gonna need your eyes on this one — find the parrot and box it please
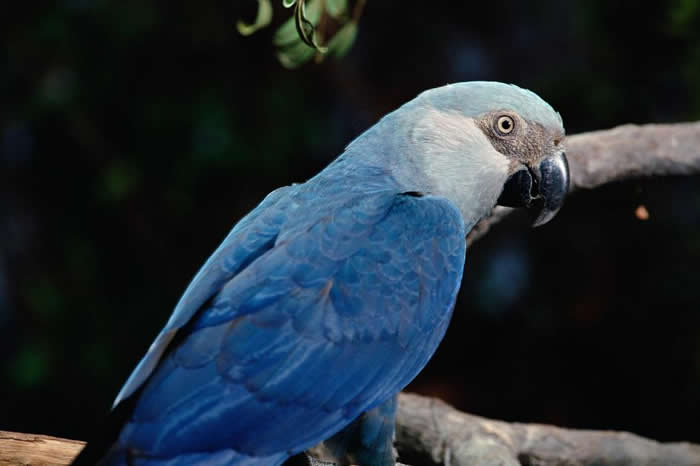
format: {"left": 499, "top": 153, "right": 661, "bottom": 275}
{"left": 71, "top": 81, "right": 569, "bottom": 466}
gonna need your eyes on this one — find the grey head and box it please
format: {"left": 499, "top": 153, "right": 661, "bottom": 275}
{"left": 347, "top": 81, "right": 569, "bottom": 229}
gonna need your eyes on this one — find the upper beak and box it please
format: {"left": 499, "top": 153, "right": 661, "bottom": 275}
{"left": 497, "top": 152, "right": 570, "bottom": 227}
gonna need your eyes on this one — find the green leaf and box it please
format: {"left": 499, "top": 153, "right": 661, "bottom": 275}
{"left": 236, "top": 0, "right": 273, "bottom": 36}
{"left": 273, "top": 0, "right": 322, "bottom": 48}
{"left": 327, "top": 21, "right": 358, "bottom": 58}
{"left": 277, "top": 38, "right": 316, "bottom": 68}
{"left": 282, "top": 0, "right": 297, "bottom": 7}
{"left": 295, "top": 0, "right": 327, "bottom": 52}
{"left": 297, "top": 0, "right": 323, "bottom": 24}
{"left": 326, "top": 0, "right": 347, "bottom": 18}
{"left": 273, "top": 16, "right": 299, "bottom": 46}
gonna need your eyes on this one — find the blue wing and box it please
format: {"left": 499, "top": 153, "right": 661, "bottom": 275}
{"left": 113, "top": 187, "right": 466, "bottom": 463}
{"left": 113, "top": 185, "right": 295, "bottom": 406}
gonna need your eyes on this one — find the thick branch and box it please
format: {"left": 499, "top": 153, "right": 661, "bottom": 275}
{"left": 567, "top": 121, "right": 700, "bottom": 189}
{"left": 0, "top": 430, "right": 84, "bottom": 465}
{"left": 396, "top": 393, "right": 700, "bottom": 466}
{"left": 467, "top": 121, "right": 700, "bottom": 245}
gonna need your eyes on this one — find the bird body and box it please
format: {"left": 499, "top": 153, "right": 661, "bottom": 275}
{"left": 72, "top": 82, "right": 568, "bottom": 466}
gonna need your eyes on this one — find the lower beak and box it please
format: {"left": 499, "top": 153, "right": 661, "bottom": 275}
{"left": 497, "top": 152, "right": 570, "bottom": 227}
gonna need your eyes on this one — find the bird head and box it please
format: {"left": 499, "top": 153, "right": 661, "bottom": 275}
{"left": 363, "top": 81, "right": 568, "bottom": 229}
{"left": 468, "top": 86, "right": 568, "bottom": 227}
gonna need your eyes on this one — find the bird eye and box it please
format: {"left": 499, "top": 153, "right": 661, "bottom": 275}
{"left": 496, "top": 115, "right": 515, "bottom": 135}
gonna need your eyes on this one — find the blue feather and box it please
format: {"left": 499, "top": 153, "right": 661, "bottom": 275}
{"left": 95, "top": 169, "right": 466, "bottom": 465}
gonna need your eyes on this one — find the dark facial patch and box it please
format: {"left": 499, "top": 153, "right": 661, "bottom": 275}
{"left": 476, "top": 110, "right": 563, "bottom": 169}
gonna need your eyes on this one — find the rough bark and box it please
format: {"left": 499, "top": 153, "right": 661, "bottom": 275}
{"left": 395, "top": 393, "right": 700, "bottom": 466}
{"left": 0, "top": 431, "right": 84, "bottom": 466}
{"left": 3, "top": 121, "right": 700, "bottom": 465}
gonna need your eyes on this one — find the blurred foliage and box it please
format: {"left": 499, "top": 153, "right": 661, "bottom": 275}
{"left": 237, "top": 0, "right": 274, "bottom": 36}
{"left": 670, "top": 0, "right": 700, "bottom": 31}
{"left": 1, "top": 0, "right": 700, "bottom": 446}
{"left": 239, "top": 0, "right": 363, "bottom": 68}
{"left": 9, "top": 343, "right": 51, "bottom": 389}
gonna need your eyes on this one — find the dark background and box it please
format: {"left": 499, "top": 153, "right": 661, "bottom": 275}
{"left": 2, "top": 0, "right": 700, "bottom": 446}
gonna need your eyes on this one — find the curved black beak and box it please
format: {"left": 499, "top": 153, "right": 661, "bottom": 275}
{"left": 497, "top": 152, "right": 569, "bottom": 227}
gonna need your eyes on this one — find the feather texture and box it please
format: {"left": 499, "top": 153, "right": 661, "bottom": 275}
{"left": 87, "top": 161, "right": 466, "bottom": 465}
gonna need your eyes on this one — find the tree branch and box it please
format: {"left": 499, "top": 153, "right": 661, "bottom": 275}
{"left": 467, "top": 121, "right": 700, "bottom": 245}
{"left": 0, "top": 430, "right": 84, "bottom": 465}
{"left": 567, "top": 121, "right": 700, "bottom": 189}
{"left": 3, "top": 122, "right": 700, "bottom": 465}
{"left": 396, "top": 393, "right": 700, "bottom": 466}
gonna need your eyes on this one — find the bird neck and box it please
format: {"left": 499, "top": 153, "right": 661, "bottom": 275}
{"left": 339, "top": 106, "right": 508, "bottom": 230}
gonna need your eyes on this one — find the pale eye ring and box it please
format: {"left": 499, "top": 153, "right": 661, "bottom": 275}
{"left": 496, "top": 115, "right": 515, "bottom": 135}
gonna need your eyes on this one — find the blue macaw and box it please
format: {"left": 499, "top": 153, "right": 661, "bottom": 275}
{"left": 72, "top": 81, "right": 568, "bottom": 466}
